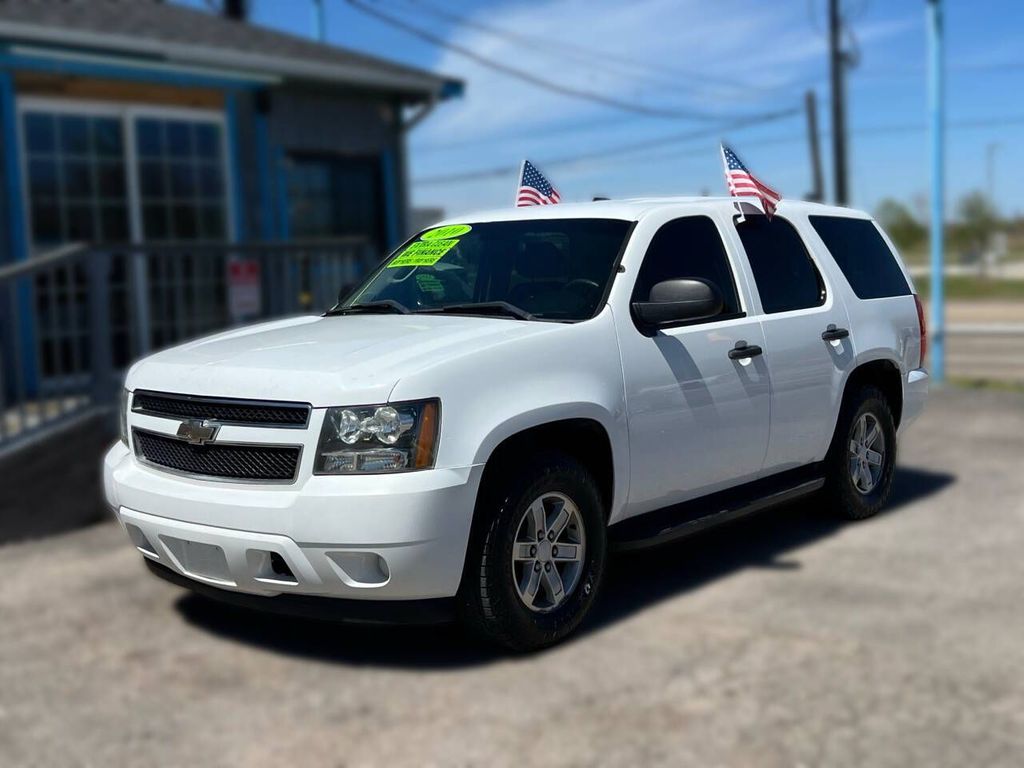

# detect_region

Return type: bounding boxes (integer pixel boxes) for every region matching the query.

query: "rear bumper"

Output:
[901,367,929,431]
[104,442,484,602]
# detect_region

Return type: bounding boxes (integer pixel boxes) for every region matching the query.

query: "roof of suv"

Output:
[437,197,872,226]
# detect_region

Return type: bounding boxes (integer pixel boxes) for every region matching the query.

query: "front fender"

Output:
[388,311,630,517]
[472,401,619,467]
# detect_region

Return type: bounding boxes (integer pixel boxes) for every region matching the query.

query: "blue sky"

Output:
[183,0,1024,220]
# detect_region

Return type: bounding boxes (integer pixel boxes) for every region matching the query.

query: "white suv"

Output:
[104,197,928,651]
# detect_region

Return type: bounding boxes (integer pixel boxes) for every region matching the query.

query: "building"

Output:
[0,0,460,398]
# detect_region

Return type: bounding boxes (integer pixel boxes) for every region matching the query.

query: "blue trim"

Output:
[225,91,246,241]
[927,0,946,382]
[0,72,26,265]
[0,51,266,91]
[0,71,38,393]
[380,148,400,249]
[254,113,275,240]
[275,146,291,240]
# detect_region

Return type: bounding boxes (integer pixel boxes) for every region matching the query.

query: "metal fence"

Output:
[0,237,376,457]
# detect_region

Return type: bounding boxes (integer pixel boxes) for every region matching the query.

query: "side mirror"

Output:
[632,278,724,326]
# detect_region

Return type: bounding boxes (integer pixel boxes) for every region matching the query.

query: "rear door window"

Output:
[735,216,825,314]
[809,216,912,299]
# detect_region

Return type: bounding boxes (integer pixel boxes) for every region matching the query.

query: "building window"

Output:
[133,117,230,348]
[136,118,227,242]
[286,155,383,247]
[23,112,130,247]
[22,111,132,379]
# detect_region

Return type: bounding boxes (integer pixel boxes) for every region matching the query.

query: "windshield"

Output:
[338,218,632,322]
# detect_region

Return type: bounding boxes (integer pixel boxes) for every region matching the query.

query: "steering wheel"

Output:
[564,278,601,298]
[554,278,601,316]
[412,268,471,308]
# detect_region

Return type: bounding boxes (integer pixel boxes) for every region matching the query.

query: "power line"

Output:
[345,0,795,122]
[414,113,1024,186]
[616,114,1024,167]
[414,108,800,185]
[414,114,641,152]
[392,0,775,98]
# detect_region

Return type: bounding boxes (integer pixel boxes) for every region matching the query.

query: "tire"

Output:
[823,385,897,520]
[457,452,607,652]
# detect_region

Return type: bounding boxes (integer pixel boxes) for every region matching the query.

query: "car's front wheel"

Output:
[458,452,606,651]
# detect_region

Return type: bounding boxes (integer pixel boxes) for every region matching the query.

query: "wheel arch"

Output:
[475,415,617,522]
[842,357,904,427]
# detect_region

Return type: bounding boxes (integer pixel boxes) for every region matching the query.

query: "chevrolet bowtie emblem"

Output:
[176,419,220,445]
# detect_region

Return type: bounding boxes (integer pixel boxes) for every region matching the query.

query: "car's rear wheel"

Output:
[823,385,897,520]
[458,452,606,651]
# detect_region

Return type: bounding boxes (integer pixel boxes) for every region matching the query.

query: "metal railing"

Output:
[0,237,376,457]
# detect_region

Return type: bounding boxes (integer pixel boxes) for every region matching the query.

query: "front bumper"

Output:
[104,442,483,602]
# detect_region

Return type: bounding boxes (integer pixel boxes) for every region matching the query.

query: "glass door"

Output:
[134,116,231,348]
[18,99,234,381]
[21,108,132,381]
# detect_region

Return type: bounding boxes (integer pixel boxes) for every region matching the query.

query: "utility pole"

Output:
[927,0,945,382]
[805,90,825,202]
[223,0,246,21]
[312,0,327,42]
[829,0,849,205]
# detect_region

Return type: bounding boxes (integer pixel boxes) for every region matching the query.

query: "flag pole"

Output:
[721,143,746,223]
[514,159,526,207]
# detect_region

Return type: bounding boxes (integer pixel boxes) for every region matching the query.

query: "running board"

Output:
[610,470,825,552]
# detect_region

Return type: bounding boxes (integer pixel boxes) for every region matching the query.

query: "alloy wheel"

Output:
[511,492,586,613]
[849,412,886,495]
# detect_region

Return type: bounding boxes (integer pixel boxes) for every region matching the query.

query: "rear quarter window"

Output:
[809,216,912,299]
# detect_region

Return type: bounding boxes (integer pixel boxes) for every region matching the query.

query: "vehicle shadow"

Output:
[175,465,955,669]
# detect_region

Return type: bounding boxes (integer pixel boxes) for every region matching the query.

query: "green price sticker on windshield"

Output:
[388,238,459,268]
[420,224,472,240]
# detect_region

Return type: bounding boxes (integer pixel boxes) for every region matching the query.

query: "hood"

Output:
[126,313,560,406]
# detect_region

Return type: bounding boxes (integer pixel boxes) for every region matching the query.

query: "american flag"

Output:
[516,160,561,207]
[721,143,781,218]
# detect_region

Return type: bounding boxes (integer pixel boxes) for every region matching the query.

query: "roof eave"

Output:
[0,19,462,102]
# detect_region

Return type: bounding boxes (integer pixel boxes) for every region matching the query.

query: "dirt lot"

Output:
[1,387,1023,767]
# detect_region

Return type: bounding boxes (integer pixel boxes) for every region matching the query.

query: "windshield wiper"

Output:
[325,299,410,316]
[420,302,536,321]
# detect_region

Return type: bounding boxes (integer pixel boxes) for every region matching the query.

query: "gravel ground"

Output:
[1,387,1023,767]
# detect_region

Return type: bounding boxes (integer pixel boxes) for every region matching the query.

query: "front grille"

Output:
[133,429,301,482]
[132,390,310,428]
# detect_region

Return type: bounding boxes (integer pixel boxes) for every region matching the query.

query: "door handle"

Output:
[728,341,763,360]
[821,324,850,341]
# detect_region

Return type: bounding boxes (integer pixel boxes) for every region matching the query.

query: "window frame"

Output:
[16,96,236,249]
[629,214,747,331]
[732,213,829,316]
[284,151,387,248]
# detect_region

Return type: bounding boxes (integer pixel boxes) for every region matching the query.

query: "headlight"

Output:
[314,399,440,474]
[119,388,130,446]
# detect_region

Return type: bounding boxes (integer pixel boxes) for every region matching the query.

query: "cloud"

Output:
[407,0,916,213]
